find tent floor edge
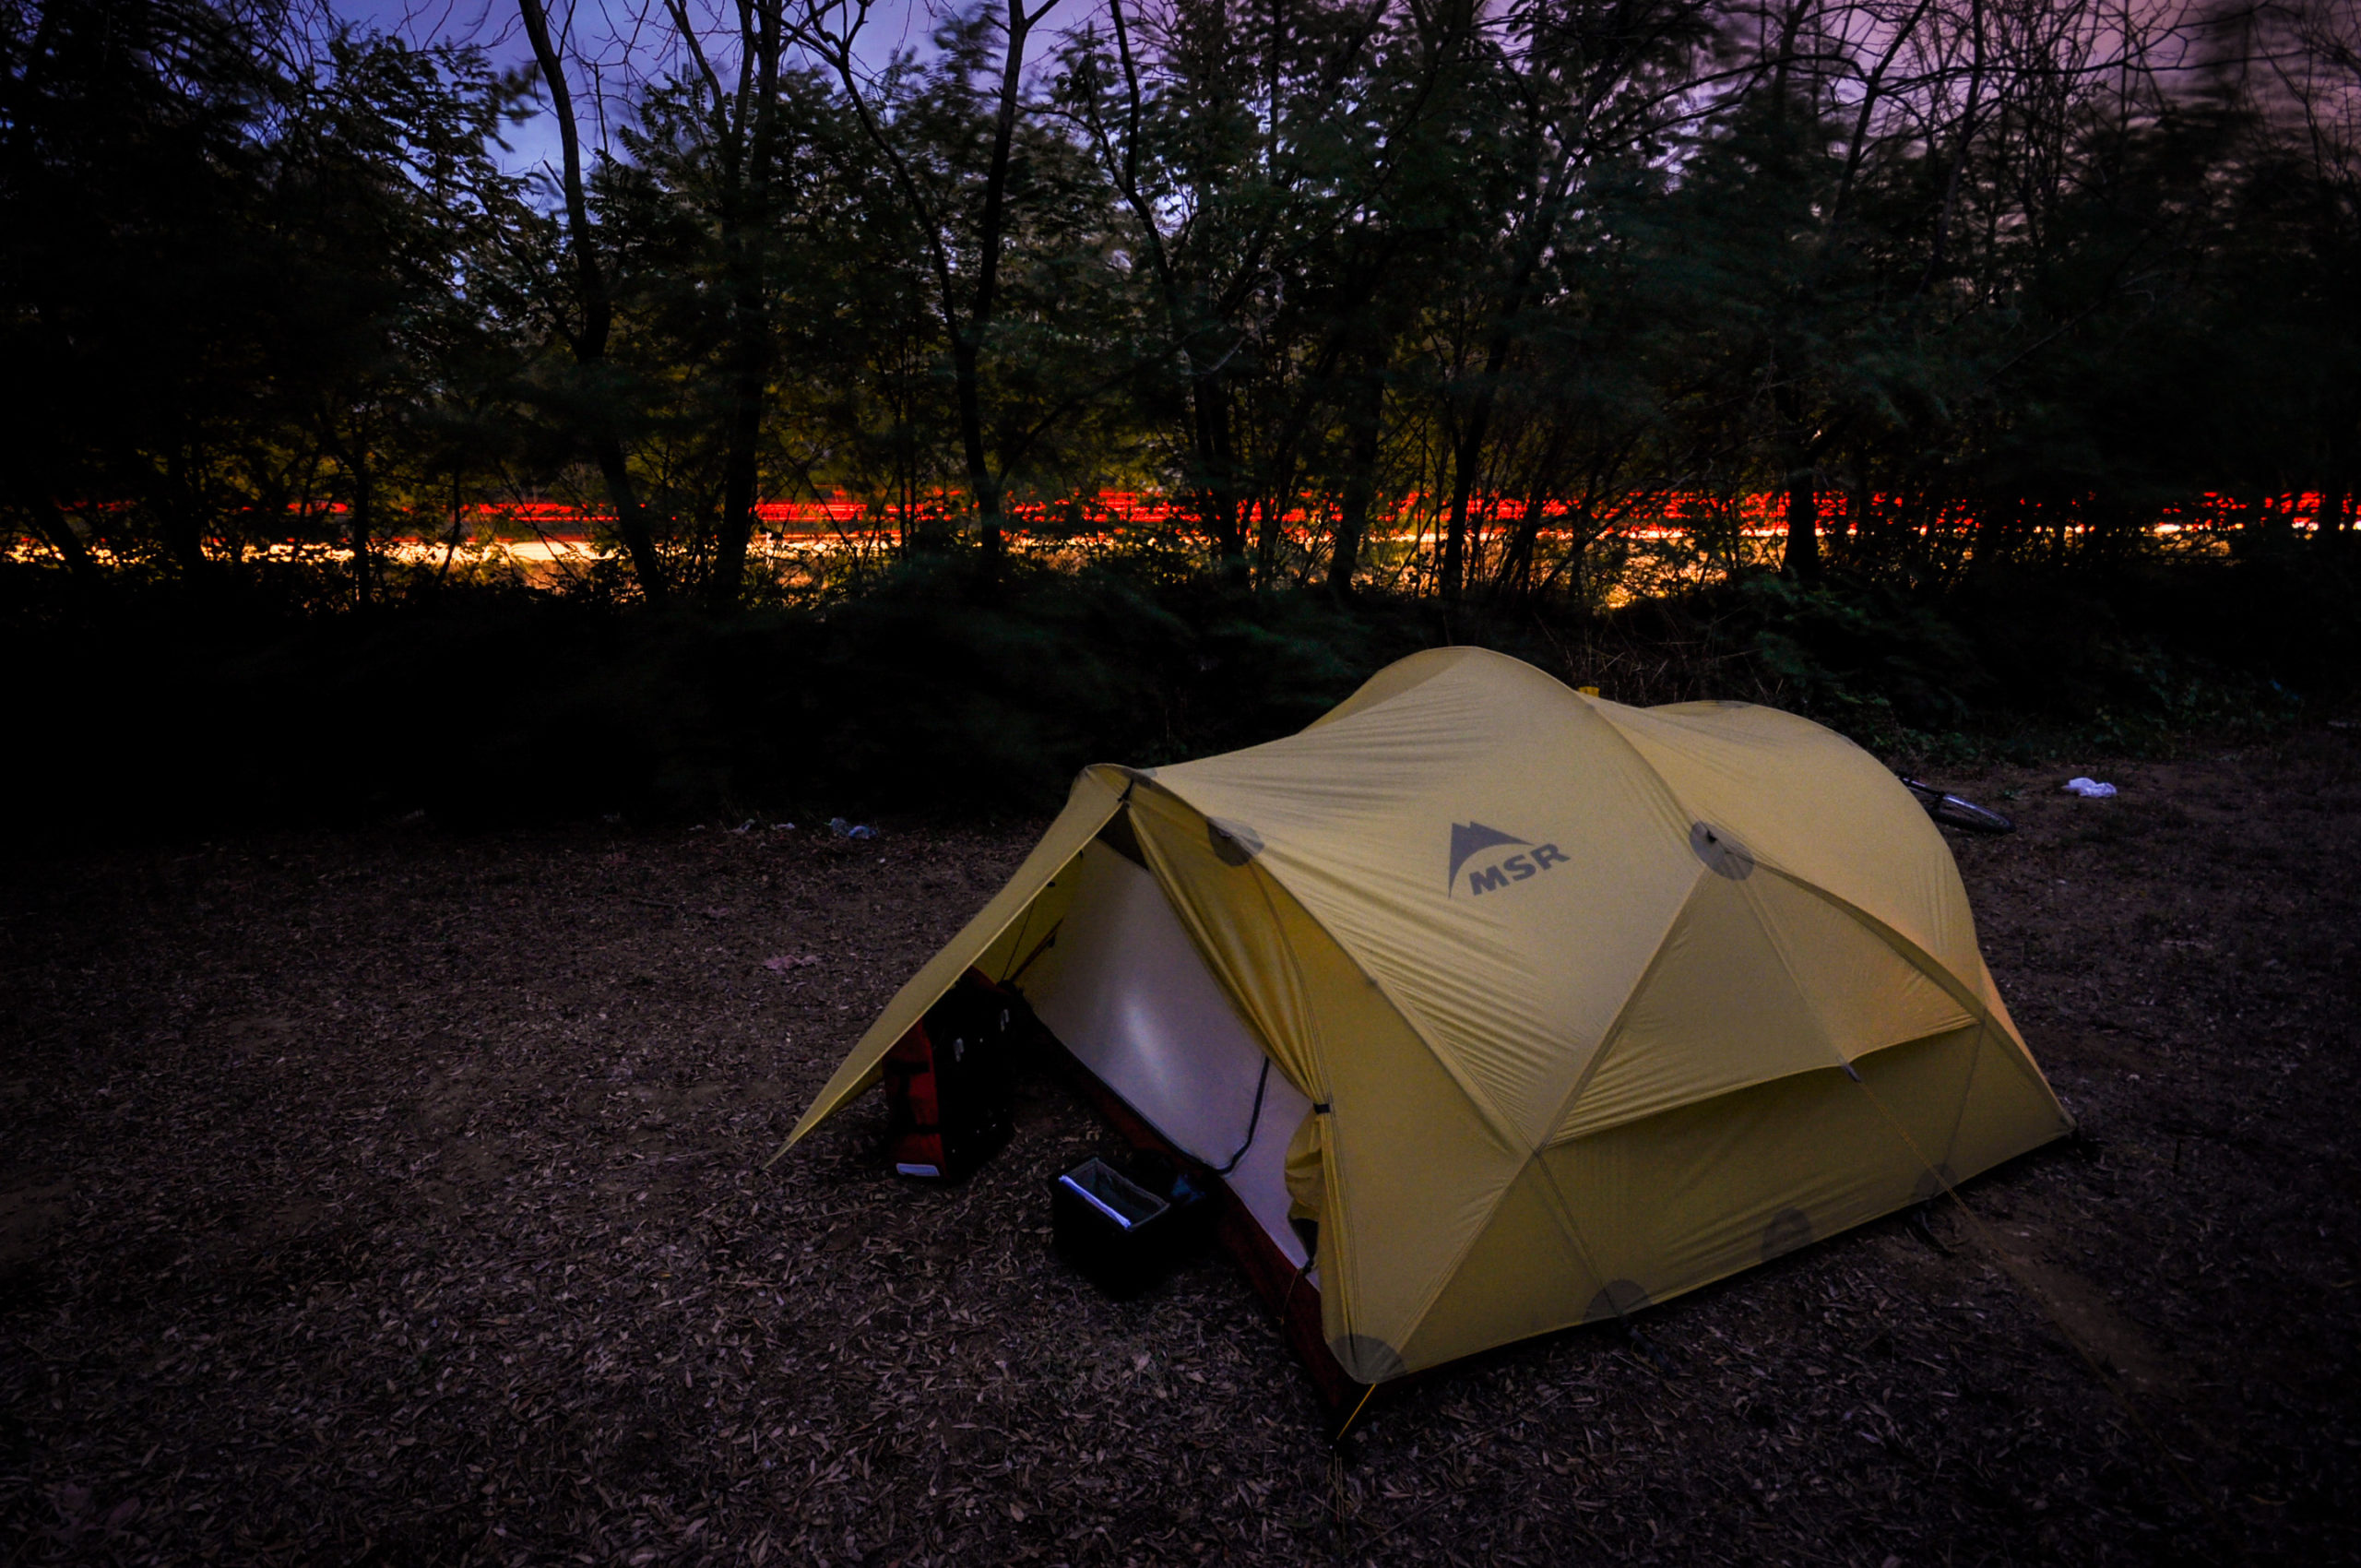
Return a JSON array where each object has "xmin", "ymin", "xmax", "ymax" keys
[{"xmin": 1050, "ymin": 1041, "xmax": 1370, "ymax": 1420}]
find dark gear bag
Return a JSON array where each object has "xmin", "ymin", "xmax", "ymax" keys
[{"xmin": 882, "ymin": 971, "xmax": 1016, "ymax": 1181}]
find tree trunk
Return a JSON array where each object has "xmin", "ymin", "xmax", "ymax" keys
[
  {"xmin": 15, "ymin": 487, "xmax": 101, "ymax": 588},
  {"xmin": 1783, "ymin": 459, "xmax": 1820, "ymax": 580},
  {"xmin": 349, "ymin": 458, "xmax": 374, "ymax": 609},
  {"xmin": 436, "ymin": 469, "xmax": 463, "ymax": 583},
  {"xmin": 1244, "ymin": 327, "xmax": 1359, "ymax": 589},
  {"xmin": 1328, "ymin": 369, "xmax": 1382, "ymax": 598},
  {"xmin": 585, "ymin": 437, "xmax": 668, "ymax": 593},
  {"xmin": 1440, "ymin": 332, "xmax": 1516, "ymax": 602},
  {"xmin": 955, "ymin": 0, "xmax": 1051, "ymax": 564},
  {"xmin": 1921, "ymin": 0, "xmax": 1986, "ymax": 289},
  {"xmin": 2248, "ymin": 489, "xmax": 2294, "ymax": 542},
  {"xmin": 711, "ymin": 354, "xmax": 765, "ymax": 608},
  {"xmin": 1493, "ymin": 484, "xmax": 1549, "ymax": 601},
  {"xmin": 705, "ymin": 6, "xmax": 783, "ymax": 612},
  {"xmin": 1969, "ymin": 494, "xmax": 2014, "ymax": 572},
  {"xmin": 1441, "ymin": 427, "xmax": 1475, "ymax": 602},
  {"xmin": 1774, "ymin": 374, "xmax": 1820, "ymax": 580},
  {"xmin": 953, "ymin": 334, "xmax": 1001, "ymax": 560},
  {"xmin": 519, "ymin": 0, "xmax": 668, "ymax": 602},
  {"xmin": 1493, "ymin": 422, "xmax": 1572, "ymax": 600},
  {"xmin": 160, "ymin": 450, "xmax": 209, "ymax": 582},
  {"xmin": 1098, "ymin": 0, "xmax": 1239, "ymax": 575},
  {"xmin": 1525, "ymin": 504, "xmax": 1593, "ymax": 604},
  {"xmin": 1441, "ymin": 222, "xmax": 1554, "ymax": 601},
  {"xmin": 1193, "ymin": 372, "xmax": 1248, "ymax": 574}
]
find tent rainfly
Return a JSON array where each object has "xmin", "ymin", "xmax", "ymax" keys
[{"xmin": 778, "ymin": 647, "xmax": 2071, "ymax": 1396}]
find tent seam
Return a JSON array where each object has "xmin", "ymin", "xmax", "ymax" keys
[
  {"xmin": 1744, "ymin": 865, "xmax": 2062, "ymax": 1120},
  {"xmin": 1133, "ymin": 774, "xmax": 1540, "ymax": 1372}
]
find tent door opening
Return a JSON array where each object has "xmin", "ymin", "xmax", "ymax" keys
[{"xmin": 1019, "ymin": 838, "xmax": 1314, "ymax": 1270}]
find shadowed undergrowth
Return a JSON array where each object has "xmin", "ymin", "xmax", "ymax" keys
[{"xmin": 5, "ymin": 540, "xmax": 2353, "ymax": 844}]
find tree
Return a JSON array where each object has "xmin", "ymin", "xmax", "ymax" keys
[
  {"xmin": 516, "ymin": 0, "xmax": 672, "ymax": 599},
  {"xmin": 1419, "ymin": 0, "xmax": 1714, "ymax": 600},
  {"xmin": 0, "ymin": 0, "xmax": 287, "ymax": 587},
  {"xmin": 1053, "ymin": 0, "xmax": 1491, "ymax": 584},
  {"xmin": 793, "ymin": 0, "xmax": 1075, "ymax": 560},
  {"xmin": 267, "ymin": 30, "xmax": 522, "ymax": 607},
  {"xmin": 1, "ymin": 0, "xmax": 520, "ymax": 603}
]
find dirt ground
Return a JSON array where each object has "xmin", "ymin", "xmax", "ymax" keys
[{"xmin": 4, "ymin": 722, "xmax": 2357, "ymax": 1567}]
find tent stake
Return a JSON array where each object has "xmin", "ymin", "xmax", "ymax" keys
[{"xmin": 1623, "ymin": 1321, "xmax": 1679, "ymax": 1377}]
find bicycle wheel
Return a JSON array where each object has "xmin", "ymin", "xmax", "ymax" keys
[
  {"xmin": 1896, "ymin": 776, "xmax": 1942, "ymax": 806},
  {"xmin": 1896, "ymin": 776, "xmax": 2015, "ymax": 834},
  {"xmin": 1929, "ymin": 794, "xmax": 2014, "ymax": 835}
]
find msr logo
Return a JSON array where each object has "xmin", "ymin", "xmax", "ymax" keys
[{"xmin": 1447, "ymin": 821, "xmax": 1568, "ymax": 897}]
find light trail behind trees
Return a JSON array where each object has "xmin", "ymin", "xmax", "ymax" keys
[{"xmin": 1, "ymin": 0, "xmax": 2355, "ymax": 606}]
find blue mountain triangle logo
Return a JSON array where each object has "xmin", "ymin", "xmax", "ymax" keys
[{"xmin": 1447, "ymin": 822, "xmax": 1530, "ymax": 889}]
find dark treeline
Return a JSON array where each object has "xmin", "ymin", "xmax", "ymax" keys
[
  {"xmin": 9, "ymin": 0, "xmax": 2360, "ymax": 598},
  {"xmin": 3, "ymin": 0, "xmax": 2356, "ymax": 825}
]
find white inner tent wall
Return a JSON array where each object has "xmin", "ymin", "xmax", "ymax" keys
[{"xmin": 1020, "ymin": 840, "xmax": 1314, "ymax": 1268}]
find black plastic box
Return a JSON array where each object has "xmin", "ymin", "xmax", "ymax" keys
[{"xmin": 1051, "ymin": 1155, "xmax": 1215, "ymax": 1297}]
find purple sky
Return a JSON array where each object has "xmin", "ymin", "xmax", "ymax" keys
[{"xmin": 332, "ymin": 0, "xmax": 951, "ymax": 173}]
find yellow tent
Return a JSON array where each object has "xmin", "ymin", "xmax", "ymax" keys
[{"xmin": 779, "ymin": 647, "xmax": 2070, "ymax": 1388}]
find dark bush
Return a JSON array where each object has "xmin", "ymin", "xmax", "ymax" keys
[{"xmin": 6, "ymin": 543, "xmax": 2350, "ymax": 850}]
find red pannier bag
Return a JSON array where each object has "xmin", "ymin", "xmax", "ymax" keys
[{"xmin": 882, "ymin": 971, "xmax": 1016, "ymax": 1180}]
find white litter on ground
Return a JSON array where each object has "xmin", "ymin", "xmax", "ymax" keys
[{"xmin": 2062, "ymin": 777, "xmax": 2118, "ymax": 798}]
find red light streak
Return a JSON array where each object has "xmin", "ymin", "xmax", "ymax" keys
[
  {"xmin": 366, "ymin": 489, "xmax": 2334, "ymax": 537},
  {"xmin": 34, "ymin": 489, "xmax": 2336, "ymax": 554}
]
